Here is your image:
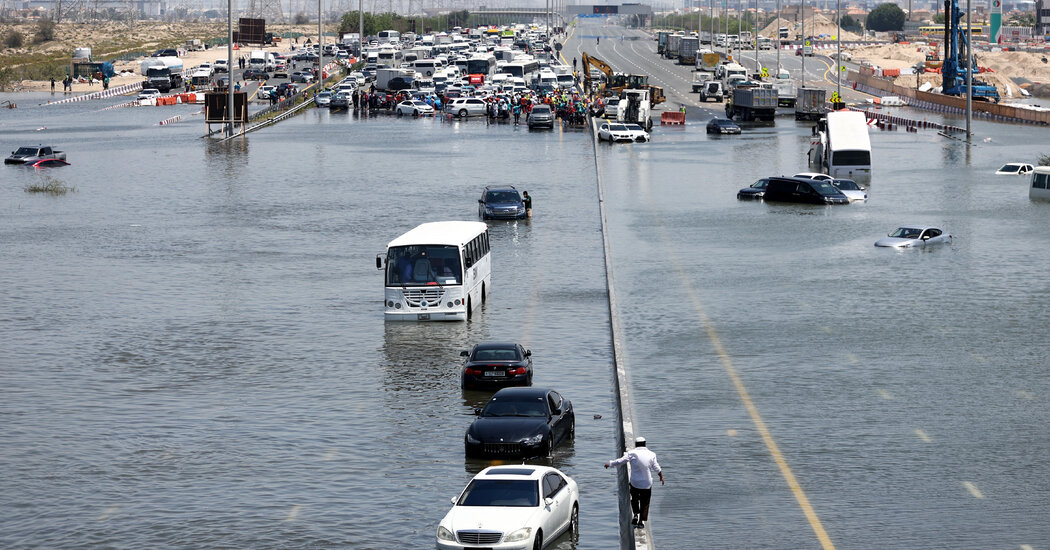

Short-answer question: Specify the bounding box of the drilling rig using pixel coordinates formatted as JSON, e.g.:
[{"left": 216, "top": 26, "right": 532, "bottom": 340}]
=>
[{"left": 941, "top": 0, "right": 1000, "bottom": 102}]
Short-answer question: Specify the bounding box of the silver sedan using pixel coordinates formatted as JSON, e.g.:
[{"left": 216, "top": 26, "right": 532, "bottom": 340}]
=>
[{"left": 875, "top": 226, "right": 952, "bottom": 248}]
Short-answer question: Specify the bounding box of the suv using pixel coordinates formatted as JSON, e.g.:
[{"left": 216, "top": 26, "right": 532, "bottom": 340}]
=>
[
  {"left": 151, "top": 48, "right": 178, "bottom": 57},
  {"left": 527, "top": 104, "right": 555, "bottom": 129},
  {"left": 446, "top": 97, "right": 487, "bottom": 117},
  {"left": 700, "top": 81, "right": 724, "bottom": 102},
  {"left": 478, "top": 185, "right": 526, "bottom": 220},
  {"left": 762, "top": 176, "right": 850, "bottom": 205}
]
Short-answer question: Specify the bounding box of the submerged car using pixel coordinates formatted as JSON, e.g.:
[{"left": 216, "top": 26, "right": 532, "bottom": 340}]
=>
[
  {"left": 793, "top": 172, "right": 836, "bottom": 182},
  {"left": 597, "top": 122, "right": 650, "bottom": 142},
  {"left": 395, "top": 100, "right": 434, "bottom": 116},
  {"left": 315, "top": 91, "right": 332, "bottom": 107},
  {"left": 706, "top": 118, "right": 740, "bottom": 134},
  {"left": 460, "top": 342, "right": 533, "bottom": 389},
  {"left": 763, "top": 176, "right": 850, "bottom": 205},
  {"left": 995, "top": 162, "right": 1035, "bottom": 176},
  {"left": 875, "top": 225, "right": 952, "bottom": 248},
  {"left": 436, "top": 465, "right": 579, "bottom": 550},
  {"left": 831, "top": 178, "right": 868, "bottom": 203},
  {"left": 478, "top": 185, "right": 526, "bottom": 220},
  {"left": 737, "top": 178, "right": 769, "bottom": 200},
  {"left": 464, "top": 387, "right": 574, "bottom": 458}
]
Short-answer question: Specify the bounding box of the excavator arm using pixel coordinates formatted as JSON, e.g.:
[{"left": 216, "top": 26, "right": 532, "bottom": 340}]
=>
[
  {"left": 581, "top": 51, "right": 665, "bottom": 105},
  {"left": 581, "top": 51, "right": 613, "bottom": 94}
]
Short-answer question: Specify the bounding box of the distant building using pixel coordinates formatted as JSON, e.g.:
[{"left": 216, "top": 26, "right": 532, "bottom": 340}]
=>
[{"left": 1038, "top": 0, "right": 1050, "bottom": 37}]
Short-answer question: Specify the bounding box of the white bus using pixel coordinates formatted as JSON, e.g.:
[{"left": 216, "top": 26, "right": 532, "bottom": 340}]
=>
[
  {"left": 377, "top": 29, "right": 401, "bottom": 44},
  {"left": 466, "top": 54, "right": 497, "bottom": 78},
  {"left": 1030, "top": 166, "right": 1050, "bottom": 201},
  {"left": 502, "top": 60, "right": 539, "bottom": 80},
  {"left": 824, "top": 111, "right": 872, "bottom": 179},
  {"left": 377, "top": 221, "right": 491, "bottom": 321}
]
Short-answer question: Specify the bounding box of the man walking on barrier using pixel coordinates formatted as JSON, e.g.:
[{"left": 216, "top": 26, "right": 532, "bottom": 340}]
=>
[{"left": 605, "top": 436, "right": 664, "bottom": 529}]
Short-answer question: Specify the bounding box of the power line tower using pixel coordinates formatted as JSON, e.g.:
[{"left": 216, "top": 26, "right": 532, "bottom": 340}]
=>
[{"left": 249, "top": 0, "right": 286, "bottom": 23}]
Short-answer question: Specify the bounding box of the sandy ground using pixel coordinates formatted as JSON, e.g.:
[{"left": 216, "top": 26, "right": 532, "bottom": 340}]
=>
[
  {"left": 2, "top": 21, "right": 331, "bottom": 93},
  {"left": 851, "top": 43, "right": 1050, "bottom": 98},
  {"left": 758, "top": 15, "right": 864, "bottom": 42}
]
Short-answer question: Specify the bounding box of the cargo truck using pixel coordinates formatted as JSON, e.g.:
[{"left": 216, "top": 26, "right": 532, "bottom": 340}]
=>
[
  {"left": 794, "top": 87, "right": 827, "bottom": 120},
  {"left": 143, "top": 66, "right": 183, "bottom": 93},
  {"left": 657, "top": 31, "right": 671, "bottom": 54},
  {"left": 677, "top": 37, "right": 699, "bottom": 65},
  {"left": 697, "top": 51, "right": 720, "bottom": 72},
  {"left": 665, "top": 34, "right": 681, "bottom": 60},
  {"left": 772, "top": 79, "right": 797, "bottom": 107},
  {"left": 725, "top": 86, "right": 778, "bottom": 121}
]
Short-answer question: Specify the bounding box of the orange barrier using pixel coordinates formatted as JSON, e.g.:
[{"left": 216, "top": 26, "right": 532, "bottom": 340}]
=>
[
  {"left": 661, "top": 111, "right": 685, "bottom": 125},
  {"left": 882, "top": 68, "right": 901, "bottom": 77}
]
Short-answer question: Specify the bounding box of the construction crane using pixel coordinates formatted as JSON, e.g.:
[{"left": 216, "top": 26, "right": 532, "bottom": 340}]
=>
[
  {"left": 941, "top": 0, "right": 999, "bottom": 102},
  {"left": 580, "top": 52, "right": 666, "bottom": 105}
]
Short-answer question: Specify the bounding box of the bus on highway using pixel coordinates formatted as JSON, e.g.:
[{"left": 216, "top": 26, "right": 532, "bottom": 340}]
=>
[
  {"left": 378, "top": 221, "right": 491, "bottom": 321},
  {"left": 466, "top": 54, "right": 497, "bottom": 79},
  {"left": 502, "top": 60, "right": 540, "bottom": 80}
]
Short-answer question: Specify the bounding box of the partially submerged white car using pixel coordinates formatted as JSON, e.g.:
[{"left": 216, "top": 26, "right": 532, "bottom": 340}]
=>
[
  {"left": 436, "top": 465, "right": 579, "bottom": 550},
  {"left": 995, "top": 163, "right": 1034, "bottom": 176},
  {"left": 875, "top": 225, "right": 952, "bottom": 248},
  {"left": 597, "top": 122, "right": 650, "bottom": 143}
]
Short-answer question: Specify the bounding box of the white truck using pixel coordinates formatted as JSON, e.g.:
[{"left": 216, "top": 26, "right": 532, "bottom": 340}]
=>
[
  {"left": 374, "top": 67, "right": 416, "bottom": 91},
  {"left": 248, "top": 50, "right": 268, "bottom": 71},
  {"left": 617, "top": 88, "right": 653, "bottom": 130}
]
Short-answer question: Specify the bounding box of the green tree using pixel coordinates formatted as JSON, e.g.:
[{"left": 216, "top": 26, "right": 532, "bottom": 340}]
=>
[
  {"left": 866, "top": 3, "right": 905, "bottom": 32},
  {"left": 839, "top": 14, "right": 862, "bottom": 32},
  {"left": 34, "top": 17, "right": 55, "bottom": 43},
  {"left": 294, "top": 12, "right": 310, "bottom": 25},
  {"left": 933, "top": 12, "right": 946, "bottom": 24}
]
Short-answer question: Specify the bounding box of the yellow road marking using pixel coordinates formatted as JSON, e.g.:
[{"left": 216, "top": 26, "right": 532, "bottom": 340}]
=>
[
  {"left": 1020, "top": 544, "right": 1034, "bottom": 550},
  {"left": 666, "top": 255, "right": 836, "bottom": 550},
  {"left": 914, "top": 429, "right": 931, "bottom": 443},
  {"left": 727, "top": 429, "right": 739, "bottom": 437},
  {"left": 963, "top": 482, "right": 984, "bottom": 499},
  {"left": 877, "top": 389, "right": 893, "bottom": 400},
  {"left": 284, "top": 504, "right": 302, "bottom": 522},
  {"left": 821, "top": 326, "right": 833, "bottom": 334}
]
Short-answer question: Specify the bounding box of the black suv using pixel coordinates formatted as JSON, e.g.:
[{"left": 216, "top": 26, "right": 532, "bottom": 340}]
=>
[
  {"left": 151, "top": 48, "right": 179, "bottom": 57},
  {"left": 762, "top": 176, "right": 850, "bottom": 205}
]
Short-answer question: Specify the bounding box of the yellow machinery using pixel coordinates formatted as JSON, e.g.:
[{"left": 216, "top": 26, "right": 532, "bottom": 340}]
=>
[{"left": 580, "top": 52, "right": 665, "bottom": 105}]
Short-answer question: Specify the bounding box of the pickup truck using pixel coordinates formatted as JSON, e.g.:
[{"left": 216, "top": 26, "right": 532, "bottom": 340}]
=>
[
  {"left": 5, "top": 145, "right": 67, "bottom": 165},
  {"left": 691, "top": 72, "right": 712, "bottom": 93}
]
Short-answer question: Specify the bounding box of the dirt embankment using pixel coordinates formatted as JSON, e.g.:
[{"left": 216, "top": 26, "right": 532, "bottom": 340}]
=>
[{"left": 851, "top": 43, "right": 1050, "bottom": 99}]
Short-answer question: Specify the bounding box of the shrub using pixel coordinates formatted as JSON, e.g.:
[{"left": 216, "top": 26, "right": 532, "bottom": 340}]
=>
[
  {"left": 33, "top": 17, "right": 55, "bottom": 43},
  {"left": 3, "top": 28, "right": 24, "bottom": 48},
  {"left": 294, "top": 12, "right": 310, "bottom": 24}
]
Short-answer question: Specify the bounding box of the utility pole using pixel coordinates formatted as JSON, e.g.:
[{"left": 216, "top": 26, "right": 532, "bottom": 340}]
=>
[
  {"left": 965, "top": 0, "right": 972, "bottom": 142},
  {"left": 836, "top": 0, "right": 841, "bottom": 102},
  {"left": 776, "top": 0, "right": 780, "bottom": 76},
  {"left": 226, "top": 0, "right": 234, "bottom": 137},
  {"left": 801, "top": 0, "right": 806, "bottom": 88}
]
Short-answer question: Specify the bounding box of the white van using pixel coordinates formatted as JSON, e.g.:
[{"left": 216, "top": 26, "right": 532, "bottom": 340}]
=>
[{"left": 1030, "top": 166, "right": 1050, "bottom": 200}]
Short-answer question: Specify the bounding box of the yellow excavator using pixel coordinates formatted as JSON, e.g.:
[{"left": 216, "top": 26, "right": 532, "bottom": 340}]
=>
[{"left": 580, "top": 51, "right": 665, "bottom": 105}]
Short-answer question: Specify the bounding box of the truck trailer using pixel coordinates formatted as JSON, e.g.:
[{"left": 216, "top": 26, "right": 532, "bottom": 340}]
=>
[{"left": 725, "top": 87, "right": 778, "bottom": 122}]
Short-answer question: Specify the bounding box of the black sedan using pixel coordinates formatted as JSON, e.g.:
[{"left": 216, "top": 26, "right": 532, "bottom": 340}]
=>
[
  {"left": 460, "top": 342, "right": 533, "bottom": 389},
  {"left": 737, "top": 177, "right": 769, "bottom": 200},
  {"left": 465, "top": 388, "right": 574, "bottom": 458},
  {"left": 707, "top": 118, "right": 741, "bottom": 134},
  {"left": 243, "top": 69, "right": 269, "bottom": 81}
]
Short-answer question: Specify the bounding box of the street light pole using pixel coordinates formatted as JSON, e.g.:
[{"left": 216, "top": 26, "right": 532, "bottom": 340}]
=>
[
  {"left": 776, "top": 0, "right": 781, "bottom": 76},
  {"left": 226, "top": 0, "right": 234, "bottom": 137},
  {"left": 965, "top": 0, "right": 972, "bottom": 142},
  {"left": 801, "top": 0, "right": 806, "bottom": 89},
  {"left": 836, "top": 0, "right": 841, "bottom": 102}
]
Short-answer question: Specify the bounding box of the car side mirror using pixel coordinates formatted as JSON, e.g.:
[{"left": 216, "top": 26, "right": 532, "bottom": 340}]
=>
[
  {"left": 450, "top": 496, "right": 458, "bottom": 505},
  {"left": 460, "top": 350, "right": 470, "bottom": 357},
  {"left": 478, "top": 199, "right": 484, "bottom": 204},
  {"left": 375, "top": 255, "right": 383, "bottom": 269},
  {"left": 525, "top": 349, "right": 531, "bottom": 357},
  {"left": 465, "top": 258, "right": 473, "bottom": 268},
  {"left": 474, "top": 408, "right": 481, "bottom": 416},
  {"left": 544, "top": 497, "right": 554, "bottom": 506},
  {"left": 552, "top": 407, "right": 561, "bottom": 416},
  {"left": 921, "top": 235, "right": 930, "bottom": 240}
]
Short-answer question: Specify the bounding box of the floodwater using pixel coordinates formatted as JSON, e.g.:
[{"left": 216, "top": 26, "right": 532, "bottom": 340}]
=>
[
  {"left": 3, "top": 40, "right": 1050, "bottom": 550},
  {"left": 1, "top": 98, "right": 618, "bottom": 548}
]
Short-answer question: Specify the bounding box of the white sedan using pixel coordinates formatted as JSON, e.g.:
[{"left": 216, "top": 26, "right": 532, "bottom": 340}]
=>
[
  {"left": 395, "top": 100, "right": 435, "bottom": 116},
  {"left": 597, "top": 122, "right": 650, "bottom": 143},
  {"left": 436, "top": 465, "right": 579, "bottom": 550},
  {"left": 831, "top": 178, "right": 868, "bottom": 203},
  {"left": 875, "top": 225, "right": 952, "bottom": 248},
  {"left": 995, "top": 162, "right": 1034, "bottom": 176}
]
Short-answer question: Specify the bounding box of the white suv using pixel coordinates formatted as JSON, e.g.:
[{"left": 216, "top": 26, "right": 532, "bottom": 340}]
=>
[{"left": 445, "top": 97, "right": 487, "bottom": 117}]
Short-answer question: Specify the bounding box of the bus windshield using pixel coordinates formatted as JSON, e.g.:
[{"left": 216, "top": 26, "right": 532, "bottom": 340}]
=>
[{"left": 387, "top": 245, "right": 462, "bottom": 286}]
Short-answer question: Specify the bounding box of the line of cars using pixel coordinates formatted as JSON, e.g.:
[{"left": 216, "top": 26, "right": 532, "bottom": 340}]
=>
[
  {"left": 737, "top": 173, "right": 953, "bottom": 248},
  {"left": 437, "top": 184, "right": 579, "bottom": 549}
]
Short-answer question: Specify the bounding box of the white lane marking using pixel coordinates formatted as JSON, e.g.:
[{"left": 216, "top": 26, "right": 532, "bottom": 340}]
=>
[
  {"left": 1016, "top": 390, "right": 1035, "bottom": 400},
  {"left": 845, "top": 353, "right": 859, "bottom": 364},
  {"left": 284, "top": 504, "right": 302, "bottom": 522},
  {"left": 914, "top": 429, "right": 931, "bottom": 442},
  {"left": 1020, "top": 545, "right": 1034, "bottom": 550},
  {"left": 963, "top": 482, "right": 985, "bottom": 499},
  {"left": 877, "top": 389, "right": 893, "bottom": 400},
  {"left": 98, "top": 505, "right": 120, "bottom": 521},
  {"left": 821, "top": 326, "right": 832, "bottom": 334},
  {"left": 727, "top": 429, "right": 738, "bottom": 437},
  {"left": 322, "top": 448, "right": 337, "bottom": 461}
]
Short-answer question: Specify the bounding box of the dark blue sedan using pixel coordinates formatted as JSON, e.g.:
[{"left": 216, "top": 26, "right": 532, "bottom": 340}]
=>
[
  {"left": 478, "top": 185, "right": 526, "bottom": 220},
  {"left": 707, "top": 118, "right": 741, "bottom": 134}
]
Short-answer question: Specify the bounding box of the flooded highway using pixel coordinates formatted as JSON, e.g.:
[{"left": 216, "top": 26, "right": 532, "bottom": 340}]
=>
[{"left": 3, "top": 21, "right": 1050, "bottom": 550}]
